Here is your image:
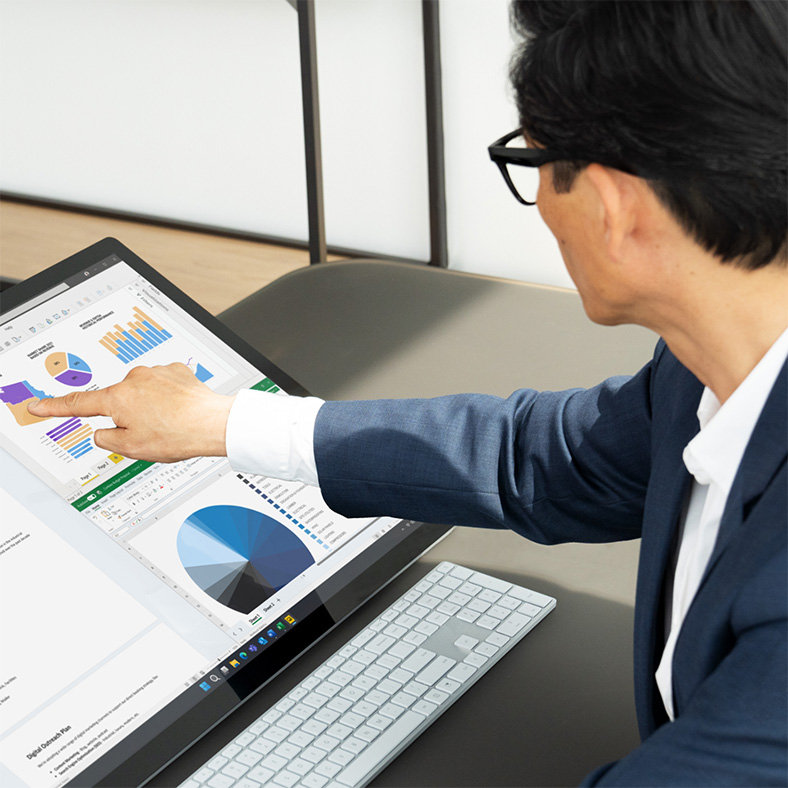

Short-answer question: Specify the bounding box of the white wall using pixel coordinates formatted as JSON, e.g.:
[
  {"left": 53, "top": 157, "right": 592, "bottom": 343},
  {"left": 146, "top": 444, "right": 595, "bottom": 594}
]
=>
[{"left": 0, "top": 0, "right": 570, "bottom": 288}]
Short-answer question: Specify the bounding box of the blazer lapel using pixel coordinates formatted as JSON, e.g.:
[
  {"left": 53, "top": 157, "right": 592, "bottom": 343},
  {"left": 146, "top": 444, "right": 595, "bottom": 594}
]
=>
[
  {"left": 703, "top": 358, "right": 787, "bottom": 579},
  {"left": 633, "top": 377, "right": 701, "bottom": 736}
]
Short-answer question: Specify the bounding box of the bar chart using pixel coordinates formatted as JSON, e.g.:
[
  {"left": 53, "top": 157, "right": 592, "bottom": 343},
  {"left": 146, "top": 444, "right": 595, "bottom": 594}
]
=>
[
  {"left": 99, "top": 307, "right": 172, "bottom": 363},
  {"left": 45, "top": 417, "right": 94, "bottom": 459}
]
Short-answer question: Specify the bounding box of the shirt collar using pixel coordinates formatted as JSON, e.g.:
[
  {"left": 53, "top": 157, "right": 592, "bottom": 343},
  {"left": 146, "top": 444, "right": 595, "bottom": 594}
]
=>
[{"left": 683, "top": 327, "right": 788, "bottom": 490}]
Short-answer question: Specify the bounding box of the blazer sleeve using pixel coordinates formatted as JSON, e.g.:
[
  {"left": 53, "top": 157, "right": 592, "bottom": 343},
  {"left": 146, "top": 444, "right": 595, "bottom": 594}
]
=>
[{"left": 314, "top": 344, "right": 662, "bottom": 545}]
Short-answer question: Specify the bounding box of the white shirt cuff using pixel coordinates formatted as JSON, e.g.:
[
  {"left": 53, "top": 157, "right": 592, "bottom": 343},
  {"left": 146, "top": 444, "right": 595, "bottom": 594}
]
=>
[{"left": 225, "top": 389, "right": 324, "bottom": 486}]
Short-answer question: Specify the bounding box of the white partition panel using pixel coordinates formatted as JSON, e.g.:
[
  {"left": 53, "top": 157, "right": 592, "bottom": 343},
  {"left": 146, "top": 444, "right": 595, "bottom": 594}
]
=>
[
  {"left": 0, "top": 0, "right": 571, "bottom": 286},
  {"left": 0, "top": 0, "right": 429, "bottom": 260},
  {"left": 315, "top": 0, "right": 430, "bottom": 261},
  {"left": 0, "top": 0, "right": 309, "bottom": 240},
  {"left": 440, "top": 0, "right": 573, "bottom": 288}
]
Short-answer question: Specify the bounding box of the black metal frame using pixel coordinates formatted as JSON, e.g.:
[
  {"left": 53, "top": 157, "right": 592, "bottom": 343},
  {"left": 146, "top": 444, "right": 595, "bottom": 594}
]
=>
[{"left": 293, "top": 0, "right": 447, "bottom": 266}]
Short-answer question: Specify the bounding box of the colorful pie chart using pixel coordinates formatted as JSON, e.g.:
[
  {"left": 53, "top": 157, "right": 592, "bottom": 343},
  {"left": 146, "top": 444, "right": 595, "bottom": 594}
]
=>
[
  {"left": 177, "top": 505, "right": 314, "bottom": 614},
  {"left": 45, "top": 352, "right": 93, "bottom": 387}
]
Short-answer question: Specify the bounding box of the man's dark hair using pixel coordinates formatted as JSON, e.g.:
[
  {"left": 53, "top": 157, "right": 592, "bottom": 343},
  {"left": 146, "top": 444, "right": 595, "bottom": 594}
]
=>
[{"left": 510, "top": 0, "right": 787, "bottom": 269}]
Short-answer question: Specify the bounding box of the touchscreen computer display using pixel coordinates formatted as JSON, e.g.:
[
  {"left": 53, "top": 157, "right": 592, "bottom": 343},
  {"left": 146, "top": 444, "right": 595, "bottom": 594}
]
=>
[{"left": 0, "top": 242, "right": 448, "bottom": 787}]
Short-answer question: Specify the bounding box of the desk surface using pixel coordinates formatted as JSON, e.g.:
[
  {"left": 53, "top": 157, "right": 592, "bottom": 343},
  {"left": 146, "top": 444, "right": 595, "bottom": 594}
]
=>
[{"left": 152, "top": 261, "right": 658, "bottom": 787}]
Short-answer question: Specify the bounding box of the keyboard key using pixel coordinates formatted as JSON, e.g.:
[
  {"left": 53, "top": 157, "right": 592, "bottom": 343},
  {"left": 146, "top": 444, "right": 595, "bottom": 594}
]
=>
[
  {"left": 426, "top": 611, "right": 449, "bottom": 626},
  {"left": 375, "top": 654, "right": 399, "bottom": 671},
  {"left": 343, "top": 659, "right": 366, "bottom": 676},
  {"left": 447, "top": 663, "right": 477, "bottom": 683},
  {"left": 262, "top": 726, "right": 289, "bottom": 743},
  {"left": 401, "top": 648, "right": 435, "bottom": 674},
  {"left": 403, "top": 631, "right": 428, "bottom": 646},
  {"left": 436, "top": 601, "right": 460, "bottom": 616},
  {"left": 314, "top": 707, "right": 340, "bottom": 725},
  {"left": 207, "top": 755, "right": 227, "bottom": 771},
  {"left": 438, "top": 575, "right": 462, "bottom": 590},
  {"left": 314, "top": 680, "right": 342, "bottom": 698},
  {"left": 498, "top": 612, "right": 530, "bottom": 637},
  {"left": 235, "top": 749, "right": 262, "bottom": 767},
  {"left": 334, "top": 711, "right": 423, "bottom": 787},
  {"left": 388, "top": 641, "right": 416, "bottom": 660},
  {"left": 277, "top": 714, "right": 300, "bottom": 731},
  {"left": 448, "top": 591, "right": 471, "bottom": 606},
  {"left": 353, "top": 700, "right": 377, "bottom": 717},
  {"left": 355, "top": 725, "right": 380, "bottom": 742},
  {"left": 302, "top": 774, "right": 328, "bottom": 788},
  {"left": 207, "top": 774, "right": 235, "bottom": 788},
  {"left": 301, "top": 746, "right": 327, "bottom": 764},
  {"left": 435, "top": 678, "right": 461, "bottom": 694},
  {"left": 415, "top": 620, "right": 439, "bottom": 636},
  {"left": 272, "top": 771, "right": 300, "bottom": 787},
  {"left": 486, "top": 632, "right": 509, "bottom": 647},
  {"left": 302, "top": 719, "right": 328, "bottom": 736},
  {"left": 249, "top": 737, "right": 276, "bottom": 756},
  {"left": 403, "top": 680, "right": 428, "bottom": 697},
  {"left": 412, "top": 699, "right": 437, "bottom": 716},
  {"left": 474, "top": 572, "right": 511, "bottom": 593},
  {"left": 498, "top": 594, "right": 520, "bottom": 610},
  {"left": 479, "top": 589, "right": 501, "bottom": 604},
  {"left": 367, "top": 713, "right": 393, "bottom": 731},
  {"left": 416, "top": 655, "right": 456, "bottom": 686},
  {"left": 476, "top": 615, "right": 498, "bottom": 630},
  {"left": 236, "top": 779, "right": 263, "bottom": 788},
  {"left": 327, "top": 696, "right": 353, "bottom": 713},
  {"left": 326, "top": 722, "right": 353, "bottom": 740},
  {"left": 456, "top": 608, "right": 480, "bottom": 623},
  {"left": 288, "top": 731, "right": 316, "bottom": 748},
  {"left": 193, "top": 767, "right": 214, "bottom": 783},
  {"left": 314, "top": 734, "right": 340, "bottom": 752},
  {"left": 454, "top": 635, "right": 479, "bottom": 651},
  {"left": 519, "top": 602, "right": 543, "bottom": 618},
  {"left": 464, "top": 652, "right": 488, "bottom": 668},
  {"left": 274, "top": 742, "right": 301, "bottom": 760},
  {"left": 314, "top": 760, "right": 342, "bottom": 778},
  {"left": 288, "top": 757, "right": 312, "bottom": 775},
  {"left": 459, "top": 582, "right": 482, "bottom": 596},
  {"left": 328, "top": 748, "right": 354, "bottom": 766},
  {"left": 475, "top": 643, "right": 499, "bottom": 657},
  {"left": 384, "top": 623, "right": 407, "bottom": 638},
  {"left": 364, "top": 665, "right": 387, "bottom": 681},
  {"left": 390, "top": 667, "right": 413, "bottom": 684},
  {"left": 342, "top": 711, "right": 365, "bottom": 728},
  {"left": 248, "top": 766, "right": 275, "bottom": 783},
  {"left": 427, "top": 584, "right": 451, "bottom": 600},
  {"left": 449, "top": 565, "right": 473, "bottom": 580},
  {"left": 221, "top": 743, "right": 242, "bottom": 759},
  {"left": 487, "top": 604, "right": 509, "bottom": 619},
  {"left": 351, "top": 629, "right": 375, "bottom": 648},
  {"left": 377, "top": 678, "right": 402, "bottom": 695},
  {"left": 367, "top": 633, "right": 395, "bottom": 654},
  {"left": 424, "top": 688, "right": 449, "bottom": 705},
  {"left": 235, "top": 731, "right": 255, "bottom": 747},
  {"left": 260, "top": 753, "right": 288, "bottom": 772},
  {"left": 340, "top": 736, "right": 368, "bottom": 755},
  {"left": 391, "top": 690, "right": 416, "bottom": 708},
  {"left": 380, "top": 701, "right": 405, "bottom": 719}
]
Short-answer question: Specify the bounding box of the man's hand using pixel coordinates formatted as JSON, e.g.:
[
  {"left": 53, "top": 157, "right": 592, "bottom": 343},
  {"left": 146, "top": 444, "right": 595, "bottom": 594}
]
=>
[{"left": 27, "top": 363, "right": 234, "bottom": 463}]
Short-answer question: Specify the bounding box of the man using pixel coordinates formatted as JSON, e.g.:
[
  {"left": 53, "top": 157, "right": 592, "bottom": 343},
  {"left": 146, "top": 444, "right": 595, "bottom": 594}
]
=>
[{"left": 30, "top": 1, "right": 787, "bottom": 784}]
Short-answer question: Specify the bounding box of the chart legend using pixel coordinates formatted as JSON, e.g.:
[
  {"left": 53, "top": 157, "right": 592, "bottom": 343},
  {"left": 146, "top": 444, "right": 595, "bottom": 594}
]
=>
[{"left": 99, "top": 307, "right": 172, "bottom": 363}]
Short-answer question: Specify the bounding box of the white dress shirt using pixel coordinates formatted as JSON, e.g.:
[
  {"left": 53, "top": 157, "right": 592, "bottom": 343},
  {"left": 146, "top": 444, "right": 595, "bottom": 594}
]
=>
[
  {"left": 224, "top": 330, "right": 788, "bottom": 721},
  {"left": 655, "top": 327, "right": 788, "bottom": 720}
]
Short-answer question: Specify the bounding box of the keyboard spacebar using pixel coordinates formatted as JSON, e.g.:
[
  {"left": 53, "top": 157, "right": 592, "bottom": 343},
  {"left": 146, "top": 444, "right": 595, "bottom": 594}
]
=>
[{"left": 335, "top": 711, "right": 424, "bottom": 787}]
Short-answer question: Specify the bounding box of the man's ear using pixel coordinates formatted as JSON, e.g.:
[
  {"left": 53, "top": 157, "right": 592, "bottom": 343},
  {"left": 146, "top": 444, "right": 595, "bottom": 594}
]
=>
[{"left": 583, "top": 163, "right": 637, "bottom": 263}]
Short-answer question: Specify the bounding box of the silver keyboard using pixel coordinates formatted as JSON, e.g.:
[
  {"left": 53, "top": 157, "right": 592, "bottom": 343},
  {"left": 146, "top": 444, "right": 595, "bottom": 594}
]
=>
[{"left": 181, "top": 562, "right": 556, "bottom": 788}]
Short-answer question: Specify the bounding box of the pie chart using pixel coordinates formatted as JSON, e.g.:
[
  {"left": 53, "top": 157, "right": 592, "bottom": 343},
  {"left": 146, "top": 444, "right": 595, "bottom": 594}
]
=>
[
  {"left": 45, "top": 352, "right": 93, "bottom": 387},
  {"left": 177, "top": 505, "right": 314, "bottom": 613}
]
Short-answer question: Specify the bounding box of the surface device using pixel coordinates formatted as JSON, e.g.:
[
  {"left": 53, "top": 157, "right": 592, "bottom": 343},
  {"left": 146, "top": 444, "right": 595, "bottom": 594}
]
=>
[{"left": 0, "top": 239, "right": 451, "bottom": 787}]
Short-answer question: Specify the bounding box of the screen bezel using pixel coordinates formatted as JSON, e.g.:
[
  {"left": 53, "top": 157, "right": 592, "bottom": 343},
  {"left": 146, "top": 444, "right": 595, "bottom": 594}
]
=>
[{"left": 0, "top": 238, "right": 452, "bottom": 788}]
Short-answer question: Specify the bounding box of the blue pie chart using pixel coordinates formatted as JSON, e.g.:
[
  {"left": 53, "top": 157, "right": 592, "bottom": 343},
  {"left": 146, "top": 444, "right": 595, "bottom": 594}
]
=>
[{"left": 177, "top": 505, "right": 314, "bottom": 613}]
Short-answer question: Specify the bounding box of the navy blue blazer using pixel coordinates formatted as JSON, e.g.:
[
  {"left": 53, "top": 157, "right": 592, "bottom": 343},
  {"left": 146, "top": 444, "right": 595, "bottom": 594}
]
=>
[{"left": 314, "top": 340, "right": 787, "bottom": 785}]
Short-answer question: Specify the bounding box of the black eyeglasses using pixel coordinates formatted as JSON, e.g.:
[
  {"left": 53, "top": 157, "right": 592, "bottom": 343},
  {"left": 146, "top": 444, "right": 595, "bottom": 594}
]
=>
[
  {"left": 488, "top": 129, "right": 568, "bottom": 206},
  {"left": 488, "top": 129, "right": 639, "bottom": 205}
]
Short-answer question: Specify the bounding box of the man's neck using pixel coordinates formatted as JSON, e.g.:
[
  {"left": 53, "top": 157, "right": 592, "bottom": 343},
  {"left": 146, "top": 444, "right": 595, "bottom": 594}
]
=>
[{"left": 653, "top": 259, "right": 788, "bottom": 403}]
